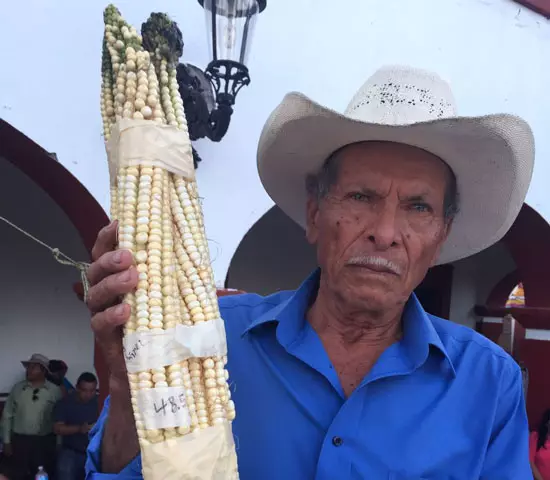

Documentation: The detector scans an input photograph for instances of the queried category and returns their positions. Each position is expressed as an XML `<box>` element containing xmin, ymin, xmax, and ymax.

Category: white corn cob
<box><xmin>101</xmin><ymin>5</ymin><xmax>238</xmax><ymax>477</ymax></box>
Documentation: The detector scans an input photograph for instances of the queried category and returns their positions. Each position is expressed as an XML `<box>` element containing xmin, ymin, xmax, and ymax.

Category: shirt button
<box><xmin>332</xmin><ymin>436</ymin><xmax>343</xmax><ymax>447</ymax></box>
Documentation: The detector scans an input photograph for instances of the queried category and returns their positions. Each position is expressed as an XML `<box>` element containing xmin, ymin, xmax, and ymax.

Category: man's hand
<box><xmin>86</xmin><ymin>221</ymin><xmax>141</xmax><ymax>473</ymax></box>
<box><xmin>87</xmin><ymin>221</ymin><xmax>138</xmax><ymax>383</ymax></box>
<box><xmin>3</xmin><ymin>443</ymin><xmax>12</xmax><ymax>457</ymax></box>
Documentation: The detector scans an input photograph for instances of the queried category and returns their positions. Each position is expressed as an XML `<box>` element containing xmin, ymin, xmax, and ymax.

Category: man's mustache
<box><xmin>346</xmin><ymin>255</ymin><xmax>402</xmax><ymax>275</ymax></box>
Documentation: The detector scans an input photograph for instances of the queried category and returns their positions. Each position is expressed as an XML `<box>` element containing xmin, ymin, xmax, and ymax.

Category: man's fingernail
<box><xmin>113</xmin><ymin>251</ymin><xmax>122</xmax><ymax>263</ymax></box>
<box><xmin>119</xmin><ymin>269</ymin><xmax>131</xmax><ymax>282</ymax></box>
<box><xmin>114</xmin><ymin>304</ymin><xmax>125</xmax><ymax>316</ymax></box>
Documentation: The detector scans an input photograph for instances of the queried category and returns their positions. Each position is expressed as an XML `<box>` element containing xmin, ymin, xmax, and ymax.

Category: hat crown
<box><xmin>344</xmin><ymin>65</ymin><xmax>457</xmax><ymax>125</ymax></box>
<box><xmin>26</xmin><ymin>354</ymin><xmax>49</xmax><ymax>365</ymax></box>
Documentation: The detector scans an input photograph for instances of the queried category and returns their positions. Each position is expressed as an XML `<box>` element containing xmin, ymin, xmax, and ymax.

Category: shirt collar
<box><xmin>24</xmin><ymin>381</ymin><xmax>52</xmax><ymax>390</ymax></box>
<box><xmin>242</xmin><ymin>268</ymin><xmax>456</xmax><ymax>376</ymax></box>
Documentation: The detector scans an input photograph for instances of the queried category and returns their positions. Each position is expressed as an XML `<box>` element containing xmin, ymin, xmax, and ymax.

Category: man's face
<box><xmin>306</xmin><ymin>141</ymin><xmax>452</xmax><ymax>314</ymax></box>
<box><xmin>77</xmin><ymin>380</ymin><xmax>97</xmax><ymax>403</ymax></box>
<box><xmin>26</xmin><ymin>363</ymin><xmax>44</xmax><ymax>382</ymax></box>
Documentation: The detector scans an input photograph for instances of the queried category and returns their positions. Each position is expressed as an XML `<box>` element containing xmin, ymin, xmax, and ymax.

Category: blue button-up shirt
<box><xmin>86</xmin><ymin>270</ymin><xmax>530</xmax><ymax>479</ymax></box>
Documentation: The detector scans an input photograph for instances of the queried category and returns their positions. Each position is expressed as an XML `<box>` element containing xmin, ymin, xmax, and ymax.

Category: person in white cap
<box><xmin>84</xmin><ymin>65</ymin><xmax>535</xmax><ymax>479</ymax></box>
<box><xmin>1</xmin><ymin>353</ymin><xmax>61</xmax><ymax>478</ymax></box>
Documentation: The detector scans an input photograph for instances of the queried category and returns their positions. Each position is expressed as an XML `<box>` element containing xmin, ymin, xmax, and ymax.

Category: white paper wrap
<box><xmin>123</xmin><ymin>319</ymin><xmax>228</xmax><ymax>373</ymax></box>
<box><xmin>174</xmin><ymin>321</ymin><xmax>228</xmax><ymax>359</ymax></box>
<box><xmin>141</xmin><ymin>423</ymin><xmax>238</xmax><ymax>480</ymax></box>
<box><xmin>106</xmin><ymin>118</ymin><xmax>195</xmax><ymax>184</ymax></box>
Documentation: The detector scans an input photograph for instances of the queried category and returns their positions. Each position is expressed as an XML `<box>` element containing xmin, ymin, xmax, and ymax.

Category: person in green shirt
<box><xmin>1</xmin><ymin>354</ymin><xmax>61</xmax><ymax>479</ymax></box>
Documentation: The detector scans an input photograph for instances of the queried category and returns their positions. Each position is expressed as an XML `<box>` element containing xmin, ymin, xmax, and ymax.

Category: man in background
<box><xmin>53</xmin><ymin>372</ymin><xmax>98</xmax><ymax>480</ymax></box>
<box><xmin>1</xmin><ymin>354</ymin><xmax>61</xmax><ymax>479</ymax></box>
<box><xmin>47</xmin><ymin>360</ymin><xmax>75</xmax><ymax>398</ymax></box>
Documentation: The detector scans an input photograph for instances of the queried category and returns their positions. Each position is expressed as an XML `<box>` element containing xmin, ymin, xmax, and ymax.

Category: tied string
<box><xmin>0</xmin><ymin>214</ymin><xmax>91</xmax><ymax>301</ymax></box>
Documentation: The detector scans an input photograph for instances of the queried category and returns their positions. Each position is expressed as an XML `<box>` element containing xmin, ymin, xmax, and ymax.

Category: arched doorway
<box><xmin>0</xmin><ymin>120</ymin><xmax>109</xmax><ymax>407</ymax></box>
<box><xmin>475</xmin><ymin>204</ymin><xmax>550</xmax><ymax>429</ymax></box>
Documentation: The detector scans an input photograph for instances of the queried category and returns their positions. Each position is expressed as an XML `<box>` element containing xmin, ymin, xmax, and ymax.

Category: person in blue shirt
<box><xmin>54</xmin><ymin>372</ymin><xmax>99</xmax><ymax>480</ymax></box>
<box><xmin>84</xmin><ymin>65</ymin><xmax>535</xmax><ymax>479</ymax></box>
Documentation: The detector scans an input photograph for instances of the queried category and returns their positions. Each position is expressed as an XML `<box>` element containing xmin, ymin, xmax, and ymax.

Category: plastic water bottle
<box><xmin>35</xmin><ymin>466</ymin><xmax>48</xmax><ymax>480</ymax></box>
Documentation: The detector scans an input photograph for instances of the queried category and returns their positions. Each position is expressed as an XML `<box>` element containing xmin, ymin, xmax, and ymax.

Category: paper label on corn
<box><xmin>123</xmin><ymin>330</ymin><xmax>184</xmax><ymax>373</ymax></box>
<box><xmin>123</xmin><ymin>318</ymin><xmax>228</xmax><ymax>373</ymax></box>
<box><xmin>106</xmin><ymin>118</ymin><xmax>195</xmax><ymax>185</ymax></box>
<box><xmin>136</xmin><ymin>386</ymin><xmax>192</xmax><ymax>430</ymax></box>
<box><xmin>174</xmin><ymin>319</ymin><xmax>228</xmax><ymax>359</ymax></box>
<box><xmin>141</xmin><ymin>423</ymin><xmax>238</xmax><ymax>480</ymax></box>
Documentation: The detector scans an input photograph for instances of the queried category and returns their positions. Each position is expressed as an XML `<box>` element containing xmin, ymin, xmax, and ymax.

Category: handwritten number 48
<box><xmin>154</xmin><ymin>395</ymin><xmax>186</xmax><ymax>415</ymax></box>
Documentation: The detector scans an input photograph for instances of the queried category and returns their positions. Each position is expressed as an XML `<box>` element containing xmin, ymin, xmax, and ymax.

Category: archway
<box><xmin>0</xmin><ymin>120</ymin><xmax>109</xmax><ymax>408</ymax></box>
<box><xmin>475</xmin><ymin>204</ymin><xmax>550</xmax><ymax>429</ymax></box>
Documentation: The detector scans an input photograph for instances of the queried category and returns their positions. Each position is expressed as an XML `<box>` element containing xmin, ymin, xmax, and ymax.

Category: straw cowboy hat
<box><xmin>257</xmin><ymin>65</ymin><xmax>535</xmax><ymax>265</ymax></box>
<box><xmin>22</xmin><ymin>353</ymin><xmax>51</xmax><ymax>372</ymax></box>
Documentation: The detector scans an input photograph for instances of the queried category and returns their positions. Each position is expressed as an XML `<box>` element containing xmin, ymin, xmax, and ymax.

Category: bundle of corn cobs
<box><xmin>100</xmin><ymin>5</ymin><xmax>238</xmax><ymax>479</ymax></box>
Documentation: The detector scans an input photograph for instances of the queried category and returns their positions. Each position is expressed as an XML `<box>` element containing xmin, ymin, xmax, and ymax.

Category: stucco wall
<box><xmin>0</xmin><ymin>157</ymin><xmax>95</xmax><ymax>393</ymax></box>
<box><xmin>0</xmin><ymin>0</ymin><xmax>548</xmax><ymax>287</ymax></box>
<box><xmin>226</xmin><ymin>206</ymin><xmax>317</xmax><ymax>295</ymax></box>
<box><xmin>448</xmin><ymin>243</ymin><xmax>516</xmax><ymax>327</ymax></box>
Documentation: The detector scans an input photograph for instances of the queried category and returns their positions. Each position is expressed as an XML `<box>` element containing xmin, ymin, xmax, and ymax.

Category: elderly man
<box><xmin>85</xmin><ymin>66</ymin><xmax>535</xmax><ymax>479</ymax></box>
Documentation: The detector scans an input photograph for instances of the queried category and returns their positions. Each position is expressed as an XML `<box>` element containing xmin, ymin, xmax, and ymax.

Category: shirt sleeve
<box><xmin>480</xmin><ymin>360</ymin><xmax>531</xmax><ymax>479</ymax></box>
<box><xmin>85</xmin><ymin>396</ymin><xmax>143</xmax><ymax>480</ymax></box>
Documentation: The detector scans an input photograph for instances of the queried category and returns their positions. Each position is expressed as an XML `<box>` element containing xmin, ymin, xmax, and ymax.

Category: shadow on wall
<box><xmin>225</xmin><ymin>206</ymin><xmax>317</xmax><ymax>295</ymax></box>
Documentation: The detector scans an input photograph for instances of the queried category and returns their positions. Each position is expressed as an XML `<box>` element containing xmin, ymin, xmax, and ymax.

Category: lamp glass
<box><xmin>203</xmin><ymin>0</ymin><xmax>260</xmax><ymax>65</ymax></box>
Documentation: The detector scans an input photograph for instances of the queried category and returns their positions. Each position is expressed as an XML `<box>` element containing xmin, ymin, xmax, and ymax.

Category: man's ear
<box><xmin>305</xmin><ymin>196</ymin><xmax>320</xmax><ymax>245</ymax></box>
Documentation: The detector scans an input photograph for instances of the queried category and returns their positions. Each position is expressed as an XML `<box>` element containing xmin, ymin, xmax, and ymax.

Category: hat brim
<box><xmin>257</xmin><ymin>92</ymin><xmax>535</xmax><ymax>265</ymax></box>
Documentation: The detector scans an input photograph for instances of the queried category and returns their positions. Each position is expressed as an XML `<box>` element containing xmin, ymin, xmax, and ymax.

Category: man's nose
<box><xmin>366</xmin><ymin>204</ymin><xmax>400</xmax><ymax>250</ymax></box>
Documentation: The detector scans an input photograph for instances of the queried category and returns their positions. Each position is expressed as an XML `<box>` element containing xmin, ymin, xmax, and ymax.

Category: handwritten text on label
<box><xmin>123</xmin><ymin>338</ymin><xmax>146</xmax><ymax>362</ymax></box>
<box><xmin>136</xmin><ymin>387</ymin><xmax>191</xmax><ymax>429</ymax></box>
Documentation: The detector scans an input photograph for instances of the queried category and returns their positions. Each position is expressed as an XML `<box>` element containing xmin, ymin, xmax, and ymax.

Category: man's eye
<box><xmin>411</xmin><ymin>203</ymin><xmax>431</xmax><ymax>213</ymax></box>
<box><xmin>350</xmin><ymin>192</ymin><xmax>369</xmax><ymax>201</ymax></box>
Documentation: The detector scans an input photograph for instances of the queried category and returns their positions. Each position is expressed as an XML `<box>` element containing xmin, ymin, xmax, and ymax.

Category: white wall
<box><xmin>448</xmin><ymin>242</ymin><xmax>516</xmax><ymax>327</ymax></box>
<box><xmin>227</xmin><ymin>206</ymin><xmax>317</xmax><ymax>294</ymax></box>
<box><xmin>0</xmin><ymin>157</ymin><xmax>95</xmax><ymax>393</ymax></box>
<box><xmin>0</xmin><ymin>0</ymin><xmax>548</xmax><ymax>286</ymax></box>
